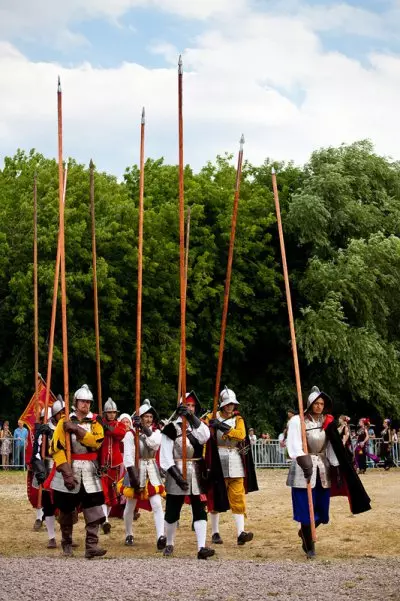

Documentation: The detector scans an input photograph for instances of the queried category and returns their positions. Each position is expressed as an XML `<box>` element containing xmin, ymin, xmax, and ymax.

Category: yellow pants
<box><xmin>225</xmin><ymin>477</ymin><xmax>246</xmax><ymax>514</ymax></box>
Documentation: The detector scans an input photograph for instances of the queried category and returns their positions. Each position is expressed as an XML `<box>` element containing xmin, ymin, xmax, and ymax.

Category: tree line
<box><xmin>1</xmin><ymin>140</ymin><xmax>400</xmax><ymax>433</ymax></box>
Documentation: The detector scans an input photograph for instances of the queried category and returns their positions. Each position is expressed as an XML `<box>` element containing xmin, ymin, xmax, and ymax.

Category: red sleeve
<box><xmin>322</xmin><ymin>414</ymin><xmax>335</xmax><ymax>430</ymax></box>
<box><xmin>109</xmin><ymin>421</ymin><xmax>127</xmax><ymax>441</ymax></box>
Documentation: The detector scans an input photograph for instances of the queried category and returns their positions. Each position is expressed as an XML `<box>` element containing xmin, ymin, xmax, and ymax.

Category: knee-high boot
<box><xmin>59</xmin><ymin>511</ymin><xmax>74</xmax><ymax>557</ymax></box>
<box><xmin>83</xmin><ymin>506</ymin><xmax>107</xmax><ymax>559</ymax></box>
<box><xmin>299</xmin><ymin>524</ymin><xmax>316</xmax><ymax>559</ymax></box>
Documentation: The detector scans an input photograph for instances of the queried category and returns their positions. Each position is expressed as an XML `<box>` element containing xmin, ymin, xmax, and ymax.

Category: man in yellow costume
<box><xmin>206</xmin><ymin>387</ymin><xmax>258</xmax><ymax>546</ymax></box>
<box><xmin>49</xmin><ymin>384</ymin><xmax>107</xmax><ymax>559</ymax></box>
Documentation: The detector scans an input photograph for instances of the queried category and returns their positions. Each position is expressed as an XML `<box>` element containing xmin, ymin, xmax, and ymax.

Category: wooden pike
<box><xmin>177</xmin><ymin>206</ymin><xmax>191</xmax><ymax>406</ymax></box>
<box><xmin>57</xmin><ymin>77</ymin><xmax>71</xmax><ymax>463</ymax></box>
<box><xmin>135</xmin><ymin>107</ymin><xmax>145</xmax><ymax>467</ymax></box>
<box><xmin>90</xmin><ymin>160</ymin><xmax>102</xmax><ymax>415</ymax></box>
<box><xmin>33</xmin><ymin>171</ymin><xmax>39</xmax><ymax>423</ymax></box>
<box><xmin>212</xmin><ymin>135</ymin><xmax>245</xmax><ymax>418</ymax></box>
<box><xmin>271</xmin><ymin>167</ymin><xmax>316</xmax><ymax>542</ymax></box>
<box><xmin>178</xmin><ymin>55</ymin><xmax>187</xmax><ymax>478</ymax></box>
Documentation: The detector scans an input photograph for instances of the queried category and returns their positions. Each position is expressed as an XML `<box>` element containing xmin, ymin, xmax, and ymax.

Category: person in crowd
<box><xmin>49</xmin><ymin>384</ymin><xmax>107</xmax><ymax>559</ymax></box>
<box><xmin>338</xmin><ymin>415</ymin><xmax>354</xmax><ymax>464</ymax></box>
<box><xmin>99</xmin><ymin>397</ymin><xmax>126</xmax><ymax>534</ymax></box>
<box><xmin>287</xmin><ymin>386</ymin><xmax>371</xmax><ymax>558</ymax></box>
<box><xmin>355</xmin><ymin>418</ymin><xmax>379</xmax><ymax>474</ymax></box>
<box><xmin>206</xmin><ymin>387</ymin><xmax>258</xmax><ymax>547</ymax></box>
<box><xmin>248</xmin><ymin>428</ymin><xmax>257</xmax><ymax>444</ymax></box>
<box><xmin>13</xmin><ymin>420</ymin><xmax>28</xmax><ymax>468</ymax></box>
<box><xmin>117</xmin><ymin>400</ymin><xmax>166</xmax><ymax>550</ymax></box>
<box><xmin>380</xmin><ymin>419</ymin><xmax>394</xmax><ymax>471</ymax></box>
<box><xmin>160</xmin><ymin>391</ymin><xmax>214</xmax><ymax>560</ymax></box>
<box><xmin>0</xmin><ymin>420</ymin><xmax>12</xmax><ymax>469</ymax></box>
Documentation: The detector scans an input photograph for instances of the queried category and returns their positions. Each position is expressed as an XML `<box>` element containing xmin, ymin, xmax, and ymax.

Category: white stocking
<box><xmin>233</xmin><ymin>513</ymin><xmax>245</xmax><ymax>536</ymax></box>
<box><xmin>210</xmin><ymin>512</ymin><xmax>220</xmax><ymax>535</ymax></box>
<box><xmin>123</xmin><ymin>498</ymin><xmax>137</xmax><ymax>537</ymax></box>
<box><xmin>165</xmin><ymin>521</ymin><xmax>177</xmax><ymax>546</ymax></box>
<box><xmin>45</xmin><ymin>515</ymin><xmax>55</xmax><ymax>540</ymax></box>
<box><xmin>150</xmin><ymin>494</ymin><xmax>165</xmax><ymax>539</ymax></box>
<box><xmin>194</xmin><ymin>520</ymin><xmax>207</xmax><ymax>550</ymax></box>
<box><xmin>36</xmin><ymin>508</ymin><xmax>43</xmax><ymax>521</ymax></box>
<box><xmin>102</xmin><ymin>504</ymin><xmax>110</xmax><ymax>522</ymax></box>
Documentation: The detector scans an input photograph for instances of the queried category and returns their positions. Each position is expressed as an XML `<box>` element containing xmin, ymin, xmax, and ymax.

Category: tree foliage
<box><xmin>1</xmin><ymin>141</ymin><xmax>400</xmax><ymax>431</ymax></box>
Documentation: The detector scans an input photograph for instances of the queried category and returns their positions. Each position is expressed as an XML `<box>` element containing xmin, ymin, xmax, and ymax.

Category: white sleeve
<box><xmin>326</xmin><ymin>441</ymin><xmax>339</xmax><ymax>466</ymax></box>
<box><xmin>191</xmin><ymin>421</ymin><xmax>210</xmax><ymax>444</ymax></box>
<box><xmin>160</xmin><ymin>434</ymin><xmax>175</xmax><ymax>472</ymax></box>
<box><xmin>143</xmin><ymin>428</ymin><xmax>161</xmax><ymax>451</ymax></box>
<box><xmin>286</xmin><ymin>415</ymin><xmax>305</xmax><ymax>459</ymax></box>
<box><xmin>122</xmin><ymin>431</ymin><xmax>135</xmax><ymax>469</ymax></box>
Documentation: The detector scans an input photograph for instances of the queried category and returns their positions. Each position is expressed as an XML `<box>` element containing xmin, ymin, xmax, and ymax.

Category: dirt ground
<box><xmin>0</xmin><ymin>469</ymin><xmax>399</xmax><ymax>600</ymax></box>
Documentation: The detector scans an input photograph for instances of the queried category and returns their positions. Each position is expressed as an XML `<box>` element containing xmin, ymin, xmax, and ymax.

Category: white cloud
<box><xmin>2</xmin><ymin>2</ymin><xmax>400</xmax><ymax>176</ymax></box>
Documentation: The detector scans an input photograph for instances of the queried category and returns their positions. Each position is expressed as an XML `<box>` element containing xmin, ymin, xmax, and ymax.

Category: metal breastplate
<box><xmin>71</xmin><ymin>421</ymin><xmax>93</xmax><ymax>454</ymax></box>
<box><xmin>305</xmin><ymin>417</ymin><xmax>326</xmax><ymax>454</ymax></box>
<box><xmin>172</xmin><ymin>423</ymin><xmax>195</xmax><ymax>459</ymax></box>
<box><xmin>216</xmin><ymin>416</ymin><xmax>238</xmax><ymax>448</ymax></box>
<box><xmin>139</xmin><ymin>435</ymin><xmax>156</xmax><ymax>459</ymax></box>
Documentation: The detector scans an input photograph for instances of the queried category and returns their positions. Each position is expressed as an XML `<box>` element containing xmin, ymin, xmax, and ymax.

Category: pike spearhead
<box><xmin>89</xmin><ymin>159</ymin><xmax>94</xmax><ymax>170</ymax></box>
<box><xmin>271</xmin><ymin>166</ymin><xmax>276</xmax><ymax>175</ymax></box>
<box><xmin>57</xmin><ymin>76</ymin><xmax>61</xmax><ymax>93</ymax></box>
<box><xmin>141</xmin><ymin>106</ymin><xmax>146</xmax><ymax>125</ymax></box>
<box><xmin>239</xmin><ymin>134</ymin><xmax>245</xmax><ymax>150</ymax></box>
<box><xmin>178</xmin><ymin>54</ymin><xmax>183</xmax><ymax>74</ymax></box>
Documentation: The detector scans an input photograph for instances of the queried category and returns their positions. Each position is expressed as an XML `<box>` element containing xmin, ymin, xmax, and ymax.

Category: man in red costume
<box><xmin>99</xmin><ymin>398</ymin><xmax>126</xmax><ymax>534</ymax></box>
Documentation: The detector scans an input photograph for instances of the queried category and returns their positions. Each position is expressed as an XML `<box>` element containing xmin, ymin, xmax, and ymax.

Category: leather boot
<box><xmin>299</xmin><ymin>524</ymin><xmax>315</xmax><ymax>559</ymax></box>
<box><xmin>59</xmin><ymin>511</ymin><xmax>74</xmax><ymax>557</ymax></box>
<box><xmin>85</xmin><ymin>521</ymin><xmax>107</xmax><ymax>559</ymax></box>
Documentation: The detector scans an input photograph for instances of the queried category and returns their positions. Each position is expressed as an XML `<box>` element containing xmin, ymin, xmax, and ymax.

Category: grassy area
<box><xmin>0</xmin><ymin>468</ymin><xmax>399</xmax><ymax>560</ymax></box>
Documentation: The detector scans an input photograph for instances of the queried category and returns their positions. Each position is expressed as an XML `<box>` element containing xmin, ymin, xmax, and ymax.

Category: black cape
<box><xmin>325</xmin><ymin>418</ymin><xmax>371</xmax><ymax>515</ymax></box>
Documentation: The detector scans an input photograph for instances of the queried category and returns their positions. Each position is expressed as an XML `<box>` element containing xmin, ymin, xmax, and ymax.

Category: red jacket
<box><xmin>99</xmin><ymin>419</ymin><xmax>126</xmax><ymax>467</ymax></box>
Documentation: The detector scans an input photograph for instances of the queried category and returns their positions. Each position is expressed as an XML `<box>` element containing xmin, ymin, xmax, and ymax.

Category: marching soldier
<box><xmin>49</xmin><ymin>384</ymin><xmax>107</xmax><ymax>559</ymax></box>
<box><xmin>160</xmin><ymin>392</ymin><xmax>215</xmax><ymax>560</ymax></box>
<box><xmin>117</xmin><ymin>400</ymin><xmax>166</xmax><ymax>549</ymax></box>
<box><xmin>99</xmin><ymin>397</ymin><xmax>126</xmax><ymax>533</ymax></box>
<box><xmin>206</xmin><ymin>387</ymin><xmax>257</xmax><ymax>546</ymax></box>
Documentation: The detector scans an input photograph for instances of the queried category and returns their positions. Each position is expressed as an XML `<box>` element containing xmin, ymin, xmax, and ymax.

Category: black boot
<box><xmin>59</xmin><ymin>511</ymin><xmax>74</xmax><ymax>557</ymax></box>
<box><xmin>298</xmin><ymin>524</ymin><xmax>315</xmax><ymax>559</ymax></box>
<box><xmin>197</xmin><ymin>547</ymin><xmax>215</xmax><ymax>560</ymax></box>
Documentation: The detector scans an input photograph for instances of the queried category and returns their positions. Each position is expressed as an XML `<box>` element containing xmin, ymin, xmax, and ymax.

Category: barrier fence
<box><xmin>0</xmin><ymin>436</ymin><xmax>399</xmax><ymax>471</ymax></box>
<box><xmin>0</xmin><ymin>437</ymin><xmax>27</xmax><ymax>470</ymax></box>
<box><xmin>251</xmin><ymin>437</ymin><xmax>400</xmax><ymax>469</ymax></box>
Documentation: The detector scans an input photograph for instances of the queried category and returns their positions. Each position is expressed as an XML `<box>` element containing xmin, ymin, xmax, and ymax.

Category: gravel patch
<box><xmin>1</xmin><ymin>556</ymin><xmax>399</xmax><ymax>601</ymax></box>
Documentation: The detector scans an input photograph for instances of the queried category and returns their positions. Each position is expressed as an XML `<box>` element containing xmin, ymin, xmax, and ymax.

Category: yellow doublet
<box><xmin>50</xmin><ymin>416</ymin><xmax>104</xmax><ymax>467</ymax></box>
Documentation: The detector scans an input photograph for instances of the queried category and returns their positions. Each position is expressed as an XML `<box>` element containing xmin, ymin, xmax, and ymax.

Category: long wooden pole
<box><xmin>38</xmin><ymin>166</ymin><xmax>68</xmax><ymax>508</ymax></box>
<box><xmin>177</xmin><ymin>206</ymin><xmax>191</xmax><ymax>406</ymax></box>
<box><xmin>212</xmin><ymin>136</ymin><xmax>245</xmax><ymax>418</ymax></box>
<box><xmin>271</xmin><ymin>167</ymin><xmax>316</xmax><ymax>542</ymax></box>
<box><xmin>135</xmin><ymin>107</ymin><xmax>145</xmax><ymax>468</ymax></box>
<box><xmin>178</xmin><ymin>55</ymin><xmax>187</xmax><ymax>478</ymax></box>
<box><xmin>57</xmin><ymin>77</ymin><xmax>70</xmax><ymax>463</ymax></box>
<box><xmin>90</xmin><ymin>160</ymin><xmax>102</xmax><ymax>415</ymax></box>
<box><xmin>33</xmin><ymin>171</ymin><xmax>39</xmax><ymax>423</ymax></box>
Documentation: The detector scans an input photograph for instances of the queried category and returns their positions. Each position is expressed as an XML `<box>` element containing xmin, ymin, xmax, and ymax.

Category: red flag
<box><xmin>19</xmin><ymin>375</ymin><xmax>56</xmax><ymax>465</ymax></box>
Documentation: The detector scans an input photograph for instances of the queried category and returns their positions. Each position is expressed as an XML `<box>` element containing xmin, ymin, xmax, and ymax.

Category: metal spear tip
<box><xmin>271</xmin><ymin>166</ymin><xmax>276</xmax><ymax>174</ymax></box>
<box><xmin>89</xmin><ymin>159</ymin><xmax>94</xmax><ymax>169</ymax></box>
<box><xmin>178</xmin><ymin>54</ymin><xmax>183</xmax><ymax>74</ymax></box>
<box><xmin>57</xmin><ymin>75</ymin><xmax>61</xmax><ymax>92</ymax></box>
<box><xmin>239</xmin><ymin>134</ymin><xmax>245</xmax><ymax>149</ymax></box>
<box><xmin>141</xmin><ymin>106</ymin><xmax>146</xmax><ymax>124</ymax></box>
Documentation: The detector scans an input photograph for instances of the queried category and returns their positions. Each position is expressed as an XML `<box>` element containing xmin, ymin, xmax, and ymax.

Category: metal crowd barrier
<box><xmin>0</xmin><ymin>437</ymin><xmax>27</xmax><ymax>470</ymax></box>
<box><xmin>251</xmin><ymin>438</ymin><xmax>400</xmax><ymax>469</ymax></box>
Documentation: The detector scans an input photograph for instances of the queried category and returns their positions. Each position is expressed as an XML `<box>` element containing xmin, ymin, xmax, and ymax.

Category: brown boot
<box><xmin>59</xmin><ymin>511</ymin><xmax>74</xmax><ymax>557</ymax></box>
<box><xmin>83</xmin><ymin>506</ymin><xmax>107</xmax><ymax>560</ymax></box>
<box><xmin>47</xmin><ymin>538</ymin><xmax>57</xmax><ymax>549</ymax></box>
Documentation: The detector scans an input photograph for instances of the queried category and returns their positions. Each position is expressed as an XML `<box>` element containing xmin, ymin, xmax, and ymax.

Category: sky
<box><xmin>1</xmin><ymin>0</ymin><xmax>400</xmax><ymax>176</ymax></box>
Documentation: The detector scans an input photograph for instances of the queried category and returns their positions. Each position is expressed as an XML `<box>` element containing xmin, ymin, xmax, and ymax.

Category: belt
<box><xmin>218</xmin><ymin>445</ymin><xmax>240</xmax><ymax>449</ymax></box>
<box><xmin>72</xmin><ymin>453</ymin><xmax>98</xmax><ymax>461</ymax></box>
<box><xmin>175</xmin><ymin>457</ymin><xmax>201</xmax><ymax>462</ymax></box>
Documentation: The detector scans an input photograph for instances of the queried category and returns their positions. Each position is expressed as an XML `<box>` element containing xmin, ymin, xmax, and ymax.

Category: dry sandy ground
<box><xmin>0</xmin><ymin>469</ymin><xmax>399</xmax><ymax>600</ymax></box>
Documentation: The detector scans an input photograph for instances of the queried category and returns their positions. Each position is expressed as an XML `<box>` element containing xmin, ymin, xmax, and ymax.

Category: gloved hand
<box><xmin>132</xmin><ymin>415</ymin><xmax>141</xmax><ymax>428</ymax></box>
<box><xmin>168</xmin><ymin>465</ymin><xmax>189</xmax><ymax>492</ymax></box>
<box><xmin>176</xmin><ymin>404</ymin><xmax>190</xmax><ymax>418</ymax></box>
<box><xmin>57</xmin><ymin>462</ymin><xmax>77</xmax><ymax>491</ymax></box>
<box><xmin>127</xmin><ymin>466</ymin><xmax>141</xmax><ymax>491</ymax></box>
<box><xmin>176</xmin><ymin>405</ymin><xmax>202</xmax><ymax>428</ymax></box>
<box><xmin>296</xmin><ymin>455</ymin><xmax>313</xmax><ymax>482</ymax></box>
<box><xmin>141</xmin><ymin>425</ymin><xmax>153</xmax><ymax>437</ymax></box>
<box><xmin>209</xmin><ymin>418</ymin><xmax>231</xmax><ymax>433</ymax></box>
<box><xmin>38</xmin><ymin>424</ymin><xmax>52</xmax><ymax>436</ymax></box>
<box><xmin>36</xmin><ymin>471</ymin><xmax>47</xmax><ymax>485</ymax></box>
<box><xmin>63</xmin><ymin>421</ymin><xmax>87</xmax><ymax>441</ymax></box>
<box><xmin>102</xmin><ymin>422</ymin><xmax>115</xmax><ymax>433</ymax></box>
